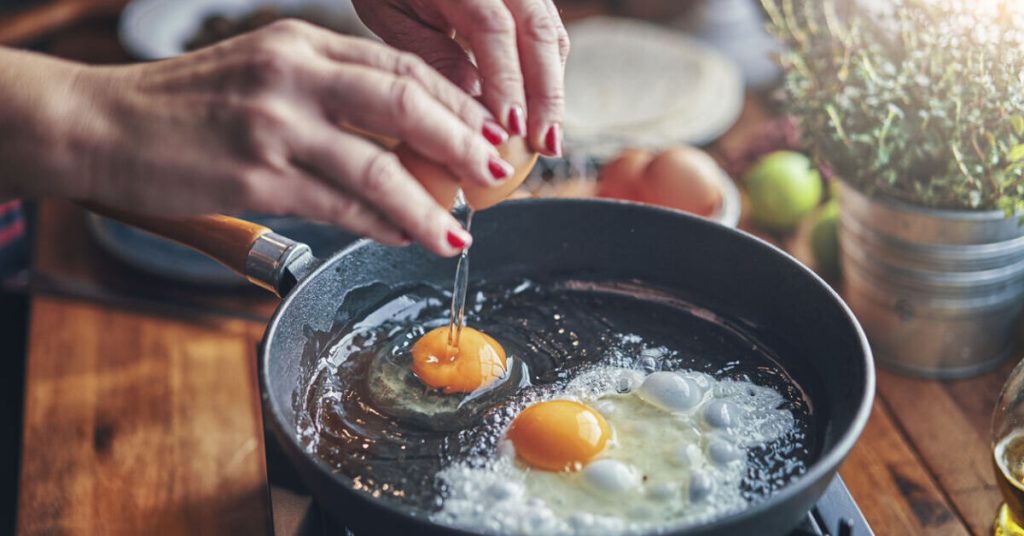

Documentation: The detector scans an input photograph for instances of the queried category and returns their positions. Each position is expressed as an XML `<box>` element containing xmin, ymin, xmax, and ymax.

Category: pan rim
<box><xmin>260</xmin><ymin>197</ymin><xmax>876</xmax><ymax>536</ymax></box>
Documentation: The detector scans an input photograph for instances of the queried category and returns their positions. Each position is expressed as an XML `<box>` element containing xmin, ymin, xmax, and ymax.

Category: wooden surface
<box><xmin>18</xmin><ymin>297</ymin><xmax>272</xmax><ymax>536</ymax></box>
<box><xmin>9</xmin><ymin>2</ymin><xmax>1011</xmax><ymax>535</ymax></box>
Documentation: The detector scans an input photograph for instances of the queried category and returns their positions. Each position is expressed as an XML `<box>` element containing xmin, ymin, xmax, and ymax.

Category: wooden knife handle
<box><xmin>84</xmin><ymin>205</ymin><xmax>272</xmax><ymax>277</ymax></box>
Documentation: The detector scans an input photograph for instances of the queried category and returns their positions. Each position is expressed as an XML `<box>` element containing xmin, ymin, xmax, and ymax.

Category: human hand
<box><xmin>40</xmin><ymin>21</ymin><xmax>522</xmax><ymax>256</ymax></box>
<box><xmin>353</xmin><ymin>0</ymin><xmax>570</xmax><ymax>157</ymax></box>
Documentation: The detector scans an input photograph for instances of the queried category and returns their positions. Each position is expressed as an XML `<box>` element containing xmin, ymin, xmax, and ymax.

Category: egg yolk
<box><xmin>411</xmin><ymin>326</ymin><xmax>507</xmax><ymax>394</ymax></box>
<box><xmin>506</xmin><ymin>400</ymin><xmax>611</xmax><ymax>472</ymax></box>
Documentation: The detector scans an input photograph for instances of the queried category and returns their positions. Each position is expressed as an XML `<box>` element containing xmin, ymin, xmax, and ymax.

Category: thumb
<box><xmin>361</xmin><ymin>6</ymin><xmax>482</xmax><ymax>96</ymax></box>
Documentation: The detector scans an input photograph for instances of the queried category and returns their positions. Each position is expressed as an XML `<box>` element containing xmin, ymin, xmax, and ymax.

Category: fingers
<box><xmin>542</xmin><ymin>0</ymin><xmax>571</xmax><ymax>66</ymax></box>
<box><xmin>303</xmin><ymin>27</ymin><xmax>492</xmax><ymax>132</ymax></box>
<box><xmin>350</xmin><ymin>1</ymin><xmax>483</xmax><ymax>95</ymax></box>
<box><xmin>312</xmin><ymin>61</ymin><xmax>513</xmax><ymax>189</ymax></box>
<box><xmin>292</xmin><ymin>128</ymin><xmax>472</xmax><ymax>257</ymax></box>
<box><xmin>230</xmin><ymin>164</ymin><xmax>410</xmax><ymax>247</ymax></box>
<box><xmin>430</xmin><ymin>1</ymin><xmax>528</xmax><ymax>139</ymax></box>
<box><xmin>504</xmin><ymin>0</ymin><xmax>568</xmax><ymax>156</ymax></box>
<box><xmin>281</xmin><ymin>173</ymin><xmax>411</xmax><ymax>247</ymax></box>
<box><xmin>290</xmin><ymin>25</ymin><xmax>513</xmax><ymax>186</ymax></box>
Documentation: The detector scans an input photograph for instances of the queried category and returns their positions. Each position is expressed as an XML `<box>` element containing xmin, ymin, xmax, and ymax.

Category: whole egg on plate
<box><xmin>596</xmin><ymin>146</ymin><xmax>741</xmax><ymax>228</ymax></box>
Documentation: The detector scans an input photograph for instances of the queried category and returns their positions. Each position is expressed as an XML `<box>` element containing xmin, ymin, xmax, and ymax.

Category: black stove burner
<box><xmin>266</xmin><ymin>439</ymin><xmax>873</xmax><ymax>536</ymax></box>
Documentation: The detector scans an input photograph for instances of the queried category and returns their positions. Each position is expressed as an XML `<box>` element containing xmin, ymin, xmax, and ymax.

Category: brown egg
<box><xmin>596</xmin><ymin>149</ymin><xmax>653</xmax><ymax>201</ymax></box>
<box><xmin>395</xmin><ymin>138</ymin><xmax>538</xmax><ymax>211</ymax></box>
<box><xmin>638</xmin><ymin>146</ymin><xmax>723</xmax><ymax>217</ymax></box>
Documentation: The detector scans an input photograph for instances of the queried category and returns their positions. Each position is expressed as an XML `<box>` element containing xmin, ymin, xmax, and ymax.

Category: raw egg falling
<box><xmin>399</xmin><ymin>136</ymin><xmax>537</xmax><ymax>395</ymax></box>
<box><xmin>399</xmin><ymin>136</ymin><xmax>617</xmax><ymax>477</ymax></box>
<box><xmin>411</xmin><ymin>326</ymin><xmax>507</xmax><ymax>394</ymax></box>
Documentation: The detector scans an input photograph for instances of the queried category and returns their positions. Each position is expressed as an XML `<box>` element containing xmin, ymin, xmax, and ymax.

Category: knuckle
<box><xmin>393</xmin><ymin>51</ymin><xmax>428</xmax><ymax>80</ymax></box>
<box><xmin>263</xmin><ymin>18</ymin><xmax>312</xmax><ymax>39</ymax></box>
<box><xmin>389</xmin><ymin>78</ymin><xmax>425</xmax><ymax>121</ymax></box>
<box><xmin>520</xmin><ymin>5</ymin><xmax>560</xmax><ymax>44</ymax></box>
<box><xmin>241</xmin><ymin>97</ymin><xmax>289</xmax><ymax>134</ymax></box>
<box><xmin>490</xmin><ymin>70</ymin><xmax>524</xmax><ymax>90</ymax></box>
<box><xmin>534</xmin><ymin>88</ymin><xmax>566</xmax><ymax>111</ymax></box>
<box><xmin>329</xmin><ymin>196</ymin><xmax>364</xmax><ymax>224</ymax></box>
<box><xmin>557</xmin><ymin>29</ymin><xmax>571</xmax><ymax>59</ymax></box>
<box><xmin>361</xmin><ymin>151</ymin><xmax>402</xmax><ymax>196</ymax></box>
<box><xmin>235</xmin><ymin>98</ymin><xmax>292</xmax><ymax>164</ymax></box>
<box><xmin>467</xmin><ymin>5</ymin><xmax>515</xmax><ymax>34</ymax></box>
<box><xmin>454</xmin><ymin>130</ymin><xmax>483</xmax><ymax>169</ymax></box>
<box><xmin>452</xmin><ymin>93</ymin><xmax>479</xmax><ymax>123</ymax></box>
<box><xmin>241</xmin><ymin>45</ymin><xmax>293</xmax><ymax>86</ymax></box>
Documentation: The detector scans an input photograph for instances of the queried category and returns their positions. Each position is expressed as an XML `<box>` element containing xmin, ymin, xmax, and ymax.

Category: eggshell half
<box><xmin>396</xmin><ymin>138</ymin><xmax>538</xmax><ymax>211</ymax></box>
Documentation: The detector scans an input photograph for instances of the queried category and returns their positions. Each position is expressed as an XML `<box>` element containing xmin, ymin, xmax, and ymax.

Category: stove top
<box><xmin>266</xmin><ymin>440</ymin><xmax>873</xmax><ymax>536</ymax></box>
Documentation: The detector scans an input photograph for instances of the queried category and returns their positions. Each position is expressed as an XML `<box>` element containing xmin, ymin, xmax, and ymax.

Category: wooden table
<box><xmin>9</xmin><ymin>3</ymin><xmax>1010</xmax><ymax>536</ymax></box>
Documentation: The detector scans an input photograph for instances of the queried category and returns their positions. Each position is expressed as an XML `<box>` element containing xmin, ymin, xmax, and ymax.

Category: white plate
<box><xmin>564</xmin><ymin>17</ymin><xmax>744</xmax><ymax>160</ymax></box>
<box><xmin>119</xmin><ymin>0</ymin><xmax>373</xmax><ymax>60</ymax></box>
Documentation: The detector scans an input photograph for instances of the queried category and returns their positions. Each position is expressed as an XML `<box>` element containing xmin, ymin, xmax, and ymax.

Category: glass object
<box><xmin>992</xmin><ymin>358</ymin><xmax>1024</xmax><ymax>535</ymax></box>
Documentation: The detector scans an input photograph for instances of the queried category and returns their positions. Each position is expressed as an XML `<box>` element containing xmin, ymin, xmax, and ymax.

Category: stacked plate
<box><xmin>563</xmin><ymin>17</ymin><xmax>744</xmax><ymax>160</ymax></box>
<box><xmin>119</xmin><ymin>0</ymin><xmax>372</xmax><ymax>60</ymax></box>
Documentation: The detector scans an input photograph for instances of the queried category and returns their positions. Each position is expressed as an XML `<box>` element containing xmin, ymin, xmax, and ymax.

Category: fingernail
<box><xmin>488</xmin><ymin>155</ymin><xmax>513</xmax><ymax>180</ymax></box>
<box><xmin>482</xmin><ymin>120</ymin><xmax>508</xmax><ymax>146</ymax></box>
<box><xmin>447</xmin><ymin>229</ymin><xmax>471</xmax><ymax>250</ymax></box>
<box><xmin>400</xmin><ymin>231</ymin><xmax>413</xmax><ymax>243</ymax></box>
<box><xmin>507</xmin><ymin>105</ymin><xmax>526</xmax><ymax>137</ymax></box>
<box><xmin>544</xmin><ymin>124</ymin><xmax>562</xmax><ymax>157</ymax></box>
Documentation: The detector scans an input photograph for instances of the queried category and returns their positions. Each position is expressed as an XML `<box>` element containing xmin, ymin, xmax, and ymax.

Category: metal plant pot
<box><xmin>837</xmin><ymin>181</ymin><xmax>1024</xmax><ymax>378</ymax></box>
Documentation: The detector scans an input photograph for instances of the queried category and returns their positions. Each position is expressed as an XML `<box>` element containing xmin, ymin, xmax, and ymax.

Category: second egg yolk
<box><xmin>506</xmin><ymin>400</ymin><xmax>611</xmax><ymax>472</ymax></box>
<box><xmin>411</xmin><ymin>326</ymin><xmax>507</xmax><ymax>394</ymax></box>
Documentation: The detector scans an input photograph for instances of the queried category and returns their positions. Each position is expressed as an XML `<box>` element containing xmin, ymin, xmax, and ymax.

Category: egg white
<box><xmin>432</xmin><ymin>367</ymin><xmax>796</xmax><ymax>535</ymax></box>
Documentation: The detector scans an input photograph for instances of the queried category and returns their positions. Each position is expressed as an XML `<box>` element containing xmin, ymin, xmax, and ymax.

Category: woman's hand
<box><xmin>353</xmin><ymin>0</ymin><xmax>570</xmax><ymax>157</ymax></box>
<box><xmin>2</xmin><ymin>20</ymin><xmax>518</xmax><ymax>256</ymax></box>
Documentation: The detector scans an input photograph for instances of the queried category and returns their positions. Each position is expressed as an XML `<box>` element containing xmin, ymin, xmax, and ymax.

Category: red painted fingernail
<box><xmin>488</xmin><ymin>156</ymin><xmax>512</xmax><ymax>180</ymax></box>
<box><xmin>544</xmin><ymin>124</ymin><xmax>562</xmax><ymax>157</ymax></box>
<box><xmin>447</xmin><ymin>229</ymin><xmax>470</xmax><ymax>250</ymax></box>
<box><xmin>482</xmin><ymin>120</ymin><xmax>508</xmax><ymax>146</ymax></box>
<box><xmin>507</xmin><ymin>105</ymin><xmax>526</xmax><ymax>137</ymax></box>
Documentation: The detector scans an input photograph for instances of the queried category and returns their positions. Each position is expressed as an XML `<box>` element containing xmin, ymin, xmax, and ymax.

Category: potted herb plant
<box><xmin>762</xmin><ymin>0</ymin><xmax>1024</xmax><ymax>378</ymax></box>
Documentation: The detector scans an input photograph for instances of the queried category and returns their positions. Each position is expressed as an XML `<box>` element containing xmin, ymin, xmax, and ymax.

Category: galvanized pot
<box><xmin>838</xmin><ymin>181</ymin><xmax>1024</xmax><ymax>378</ymax></box>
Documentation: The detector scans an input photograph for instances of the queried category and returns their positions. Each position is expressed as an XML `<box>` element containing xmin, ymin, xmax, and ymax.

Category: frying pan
<box><xmin>101</xmin><ymin>199</ymin><xmax>874</xmax><ymax>535</ymax></box>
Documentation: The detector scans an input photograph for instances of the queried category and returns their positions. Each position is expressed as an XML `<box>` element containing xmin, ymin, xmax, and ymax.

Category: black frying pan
<box><xmin>102</xmin><ymin>199</ymin><xmax>874</xmax><ymax>535</ymax></box>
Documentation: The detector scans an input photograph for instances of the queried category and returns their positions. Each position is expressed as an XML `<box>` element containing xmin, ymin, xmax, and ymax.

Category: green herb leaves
<box><xmin>763</xmin><ymin>0</ymin><xmax>1024</xmax><ymax>210</ymax></box>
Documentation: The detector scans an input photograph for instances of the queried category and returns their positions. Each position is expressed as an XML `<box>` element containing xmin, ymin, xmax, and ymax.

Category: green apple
<box><xmin>809</xmin><ymin>199</ymin><xmax>840</xmax><ymax>276</ymax></box>
<box><xmin>745</xmin><ymin>151</ymin><xmax>823</xmax><ymax>231</ymax></box>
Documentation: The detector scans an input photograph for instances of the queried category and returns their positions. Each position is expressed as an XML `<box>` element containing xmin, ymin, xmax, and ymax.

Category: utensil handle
<box><xmin>86</xmin><ymin>206</ymin><xmax>271</xmax><ymax>272</ymax></box>
<box><xmin>0</xmin><ymin>0</ymin><xmax>126</xmax><ymax>46</ymax></box>
<box><xmin>84</xmin><ymin>206</ymin><xmax>315</xmax><ymax>296</ymax></box>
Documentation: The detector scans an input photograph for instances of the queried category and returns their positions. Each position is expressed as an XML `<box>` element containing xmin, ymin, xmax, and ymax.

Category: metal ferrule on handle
<box><xmin>245</xmin><ymin>232</ymin><xmax>315</xmax><ymax>296</ymax></box>
<box><xmin>82</xmin><ymin>207</ymin><xmax>319</xmax><ymax>297</ymax></box>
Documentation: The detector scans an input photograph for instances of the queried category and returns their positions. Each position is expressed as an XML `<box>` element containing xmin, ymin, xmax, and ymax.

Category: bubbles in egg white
<box><xmin>433</xmin><ymin>366</ymin><xmax>796</xmax><ymax>535</ymax></box>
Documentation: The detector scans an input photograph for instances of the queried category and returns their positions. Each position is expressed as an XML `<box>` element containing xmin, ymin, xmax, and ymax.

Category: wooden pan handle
<box><xmin>84</xmin><ymin>205</ymin><xmax>272</xmax><ymax>276</ymax></box>
<box><xmin>0</xmin><ymin>0</ymin><xmax>127</xmax><ymax>46</ymax></box>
